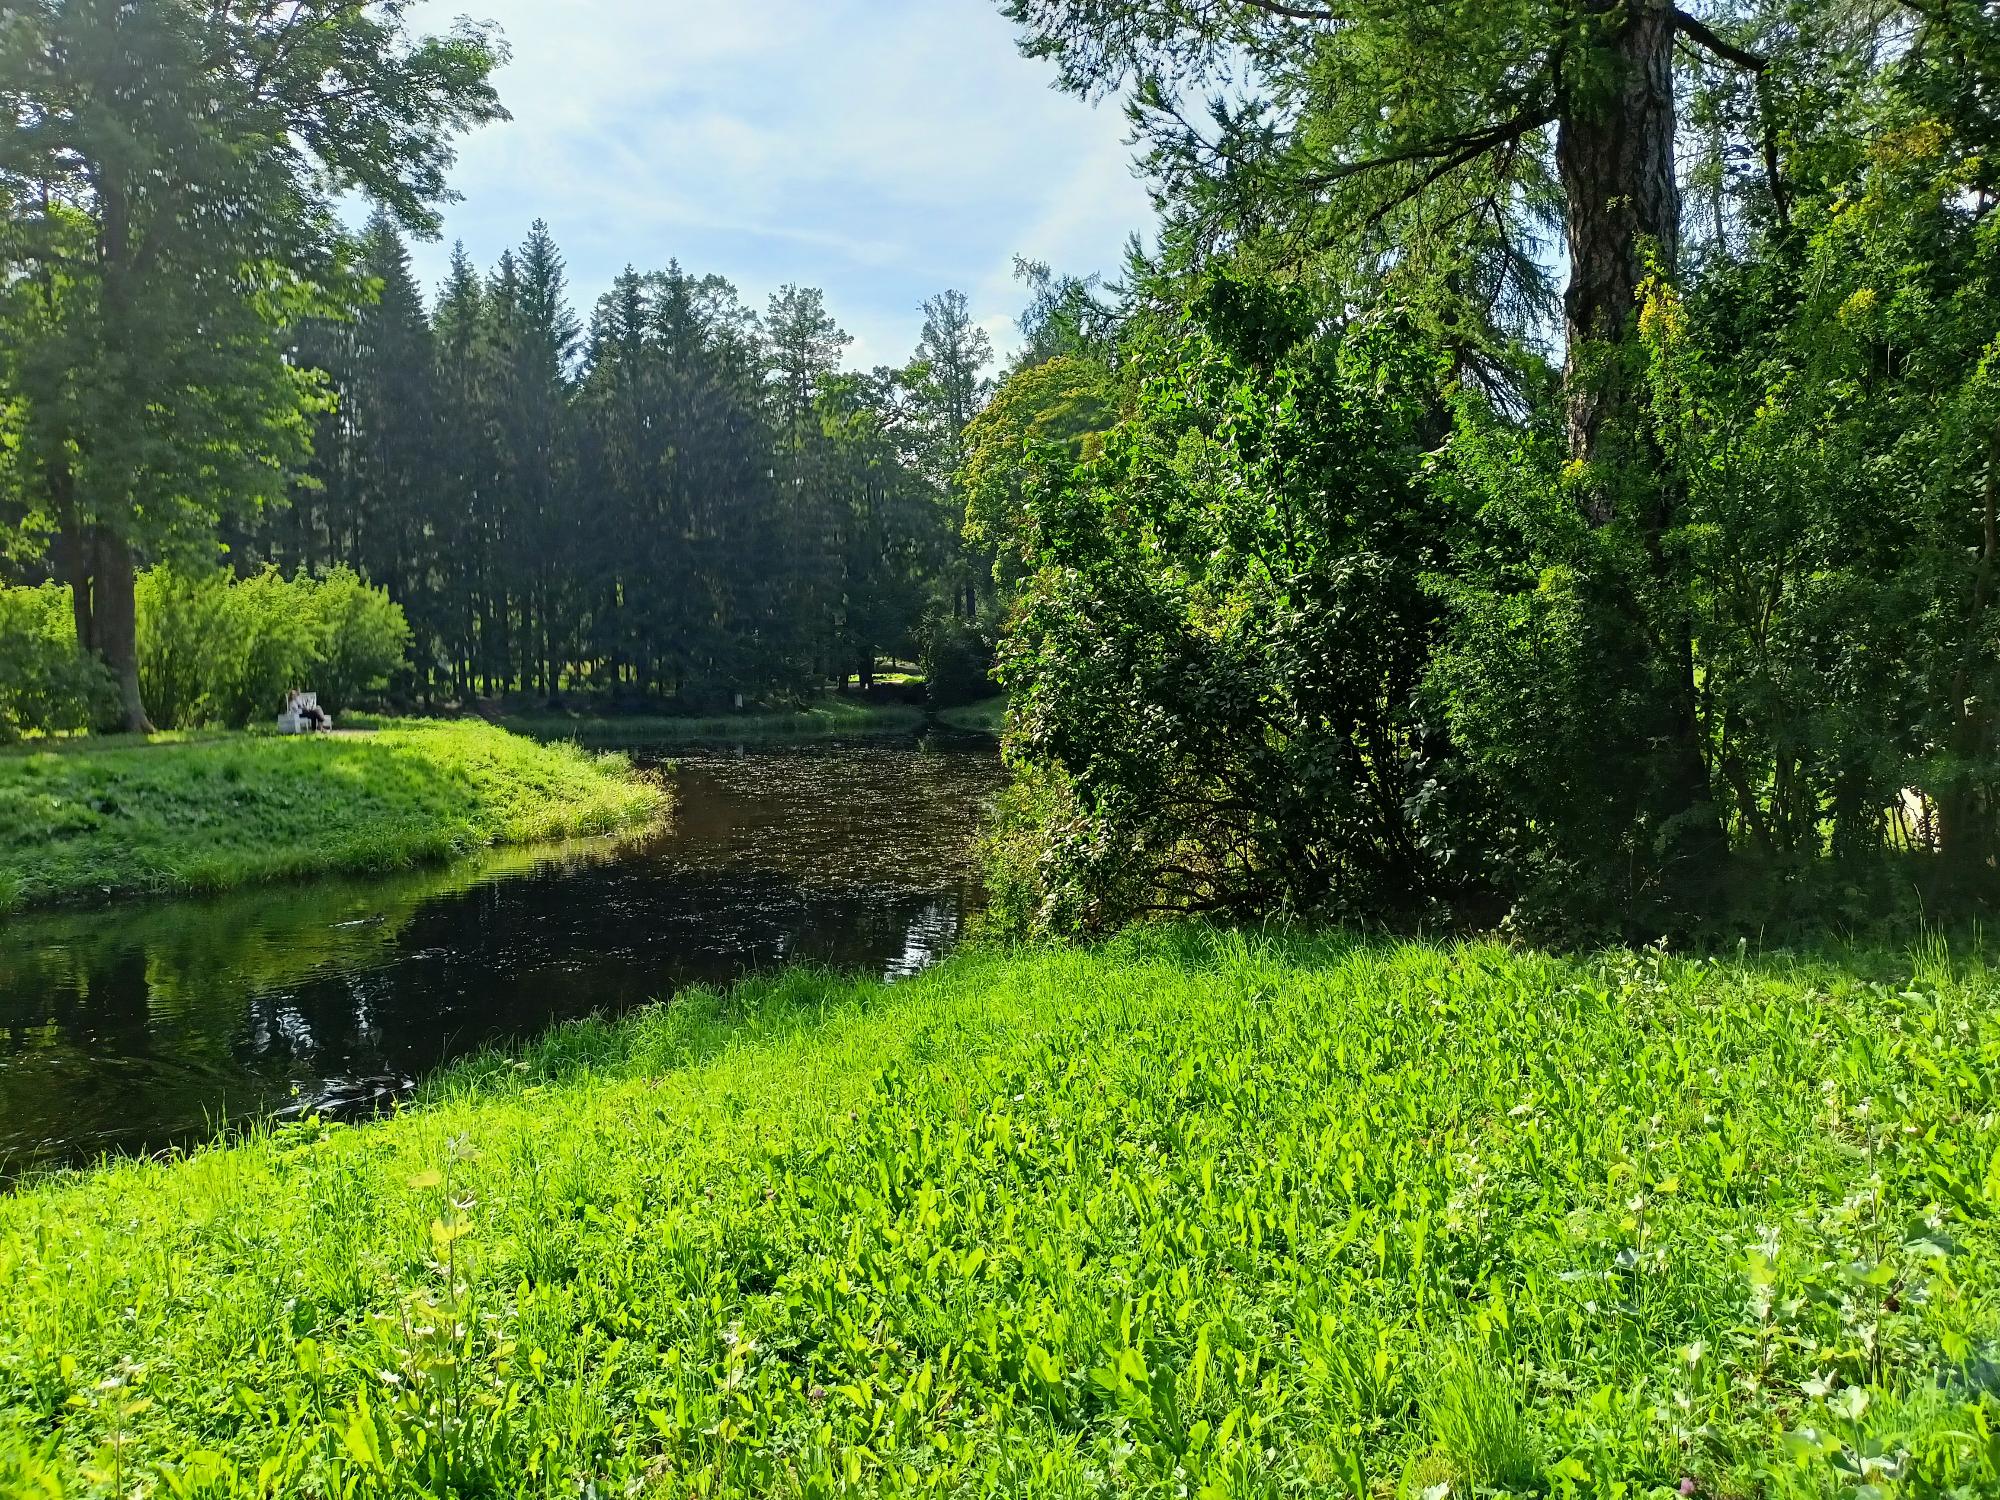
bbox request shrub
[136,565,411,729]
[918,612,995,709]
[0,582,116,741]
[304,566,414,711]
[993,280,1468,932]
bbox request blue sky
[402,0,1156,369]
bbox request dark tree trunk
[90,529,153,734]
[1556,0,1721,892]
[1556,0,1681,475]
[56,506,94,655]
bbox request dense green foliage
[0,719,662,912]
[0,581,112,741]
[0,567,410,734]
[0,0,502,729]
[993,283,1462,929]
[3,932,1996,1496]
[134,566,411,730]
[980,1,2000,936]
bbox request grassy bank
[502,698,928,747]
[934,695,1006,737]
[3,932,1996,1496]
[0,720,664,912]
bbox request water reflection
[0,744,1002,1174]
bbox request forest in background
[234,218,1016,709]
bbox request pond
[0,742,1004,1177]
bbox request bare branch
[1237,0,1342,20]
[1672,8,1768,71]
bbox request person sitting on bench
[280,689,332,734]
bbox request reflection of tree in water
[0,838,639,1167]
[0,747,1002,1174]
[4,837,633,1039]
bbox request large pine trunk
[1557,0,1680,472]
[1555,0,1720,892]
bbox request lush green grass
[934,695,1007,738]
[3,931,1996,1497]
[0,719,665,912]
[501,698,928,747]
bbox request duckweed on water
[1,931,1997,1497]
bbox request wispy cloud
[403,0,1154,368]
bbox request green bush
[137,565,411,729]
[992,283,1463,932]
[918,611,995,709]
[308,566,413,710]
[0,582,115,741]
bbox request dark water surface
[0,743,1003,1175]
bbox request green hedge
[137,565,411,729]
[0,582,114,742]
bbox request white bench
[277,693,333,735]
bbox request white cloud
[402,0,1154,368]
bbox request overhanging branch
[1237,0,1342,20]
[1296,105,1558,192]
[1673,8,1768,71]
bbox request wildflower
[1679,1478,1697,1497]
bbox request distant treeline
[226,217,998,708]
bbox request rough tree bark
[1555,0,1720,876]
[90,530,153,734]
[54,513,153,734]
[1557,0,1681,476]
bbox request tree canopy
[0,0,504,728]
[983,0,2000,936]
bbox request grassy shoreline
[499,699,929,746]
[0,719,665,913]
[2,931,1994,1495]
[499,694,1006,747]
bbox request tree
[271,213,441,689]
[816,372,936,685]
[0,0,503,729]
[764,285,853,680]
[1001,0,1793,888]
[1639,3,2000,889]
[429,242,503,698]
[907,290,995,619]
[493,221,582,699]
[1009,255,1119,371]
[961,355,1118,592]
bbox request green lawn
[0,719,665,912]
[3,931,1994,1496]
